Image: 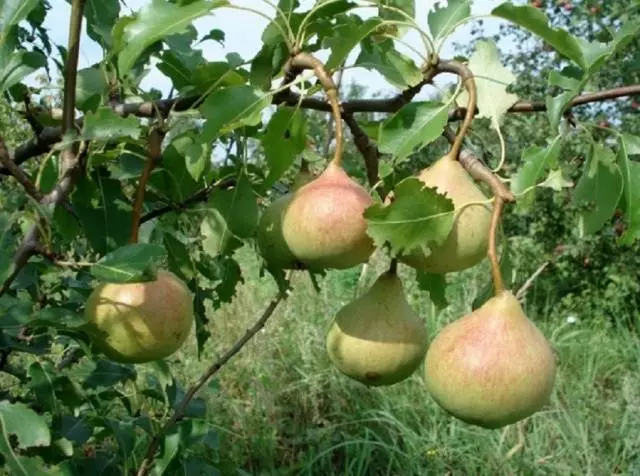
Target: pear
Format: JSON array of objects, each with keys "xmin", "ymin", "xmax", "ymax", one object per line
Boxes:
[
  {"xmin": 326, "ymin": 270, "xmax": 428, "ymax": 386},
  {"xmin": 400, "ymin": 153, "xmax": 492, "ymax": 274},
  {"xmin": 256, "ymin": 162, "xmax": 316, "ymax": 270},
  {"xmin": 84, "ymin": 270, "xmax": 194, "ymax": 364},
  {"xmin": 424, "ymin": 290, "xmax": 556, "ymax": 429},
  {"xmin": 282, "ymin": 161, "xmax": 375, "ymax": 270}
]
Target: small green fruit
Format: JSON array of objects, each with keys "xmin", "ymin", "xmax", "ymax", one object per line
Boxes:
[
  {"xmin": 424, "ymin": 290, "xmax": 557, "ymax": 428},
  {"xmin": 326, "ymin": 271, "xmax": 428, "ymax": 386},
  {"xmin": 84, "ymin": 270, "xmax": 194, "ymax": 364}
]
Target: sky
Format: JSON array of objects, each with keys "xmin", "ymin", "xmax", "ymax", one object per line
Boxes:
[{"xmin": 38, "ymin": 0, "xmax": 509, "ymax": 100}]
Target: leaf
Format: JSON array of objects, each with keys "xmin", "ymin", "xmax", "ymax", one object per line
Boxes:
[
  {"xmin": 0, "ymin": 50, "xmax": 47, "ymax": 92},
  {"xmin": 116, "ymin": 0, "xmax": 227, "ymax": 75},
  {"xmin": 325, "ymin": 17, "xmax": 382, "ymax": 70},
  {"xmin": 81, "ymin": 107, "xmax": 141, "ymax": 141},
  {"xmin": 80, "ymin": 359, "xmax": 137, "ymax": 389},
  {"xmin": 0, "ymin": 401, "xmax": 51, "ymax": 449},
  {"xmin": 510, "ymin": 135, "xmax": 562, "ymax": 207},
  {"xmin": 428, "ymin": 0, "xmax": 470, "ymax": 41},
  {"xmin": 164, "ymin": 233, "xmax": 196, "ymax": 281},
  {"xmin": 184, "ymin": 139, "xmax": 211, "ymax": 182},
  {"xmin": 189, "ymin": 280, "xmax": 210, "ymax": 356},
  {"xmin": 0, "ymin": 212, "xmax": 19, "ymax": 283},
  {"xmin": 492, "ymin": 3, "xmax": 585, "ymax": 68},
  {"xmin": 71, "ymin": 170, "xmax": 132, "ymax": 255},
  {"xmin": 153, "ymin": 429, "xmax": 181, "ymax": 476},
  {"xmin": 75, "ymin": 67, "xmax": 108, "ymax": 110},
  {"xmin": 84, "ymin": 0, "xmax": 120, "ymax": 47},
  {"xmin": 364, "ymin": 177, "xmax": 454, "ymax": 256},
  {"xmin": 378, "ymin": 101, "xmax": 449, "ymax": 162},
  {"xmin": 617, "ymin": 138, "xmax": 640, "ymax": 245},
  {"xmin": 28, "ymin": 361, "xmax": 57, "ymax": 412},
  {"xmin": 622, "ymin": 134, "xmax": 640, "ymax": 156},
  {"xmin": 540, "ymin": 169, "xmax": 573, "ymax": 192},
  {"xmin": 199, "ymin": 85, "xmax": 270, "ymax": 143},
  {"xmin": 0, "ymin": 417, "xmax": 49, "ymax": 476},
  {"xmin": 0, "ymin": 0, "xmax": 40, "ymax": 35},
  {"xmin": 573, "ymin": 144, "xmax": 623, "ymax": 236},
  {"xmin": 416, "ymin": 272, "xmax": 448, "ymax": 310},
  {"xmin": 262, "ymin": 107, "xmax": 308, "ymax": 186},
  {"xmin": 463, "ymin": 40, "xmax": 518, "ymax": 129},
  {"xmin": 356, "ymin": 38, "xmax": 423, "ymax": 90},
  {"xmin": 91, "ymin": 243, "xmax": 167, "ymax": 283},
  {"xmin": 149, "ymin": 133, "xmax": 202, "ymax": 203},
  {"xmin": 58, "ymin": 416, "xmax": 92, "ymax": 445}
]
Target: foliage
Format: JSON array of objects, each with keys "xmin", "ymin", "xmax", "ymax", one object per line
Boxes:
[{"xmin": 0, "ymin": 0, "xmax": 639, "ymax": 474}]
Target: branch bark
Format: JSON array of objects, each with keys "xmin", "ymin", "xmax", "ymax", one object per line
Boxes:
[{"xmin": 136, "ymin": 289, "xmax": 290, "ymax": 476}]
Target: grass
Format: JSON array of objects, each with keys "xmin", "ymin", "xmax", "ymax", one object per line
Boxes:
[{"xmin": 170, "ymin": 245, "xmax": 640, "ymax": 476}]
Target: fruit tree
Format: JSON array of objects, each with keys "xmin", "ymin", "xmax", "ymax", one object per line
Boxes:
[{"xmin": 0, "ymin": 0, "xmax": 639, "ymax": 474}]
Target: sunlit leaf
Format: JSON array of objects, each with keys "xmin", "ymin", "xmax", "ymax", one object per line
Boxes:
[{"xmin": 428, "ymin": 0, "xmax": 470, "ymax": 41}]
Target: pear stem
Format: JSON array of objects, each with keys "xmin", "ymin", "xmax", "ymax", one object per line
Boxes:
[
  {"xmin": 130, "ymin": 127, "xmax": 165, "ymax": 244},
  {"xmin": 437, "ymin": 60, "xmax": 477, "ymax": 160},
  {"xmin": 288, "ymin": 53, "xmax": 344, "ymax": 167},
  {"xmin": 488, "ymin": 196, "xmax": 506, "ymax": 294}
]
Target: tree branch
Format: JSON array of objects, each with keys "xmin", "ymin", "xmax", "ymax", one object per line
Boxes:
[
  {"xmin": 136, "ymin": 288, "xmax": 290, "ymax": 476},
  {"xmin": 0, "ymin": 137, "xmax": 42, "ymax": 200}
]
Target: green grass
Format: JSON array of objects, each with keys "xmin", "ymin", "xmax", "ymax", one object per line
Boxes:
[{"xmin": 171, "ymin": 246, "xmax": 640, "ymax": 476}]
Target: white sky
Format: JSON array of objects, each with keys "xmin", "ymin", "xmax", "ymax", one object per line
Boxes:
[{"xmin": 39, "ymin": 0, "xmax": 508, "ymax": 99}]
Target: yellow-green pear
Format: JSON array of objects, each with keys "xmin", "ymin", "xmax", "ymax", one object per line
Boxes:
[
  {"xmin": 400, "ymin": 153, "xmax": 492, "ymax": 273},
  {"xmin": 424, "ymin": 290, "xmax": 557, "ymax": 429},
  {"xmin": 282, "ymin": 162, "xmax": 375, "ymax": 270},
  {"xmin": 326, "ymin": 270, "xmax": 428, "ymax": 386},
  {"xmin": 84, "ymin": 270, "xmax": 194, "ymax": 364}
]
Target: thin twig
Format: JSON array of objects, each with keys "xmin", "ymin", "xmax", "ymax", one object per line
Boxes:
[
  {"xmin": 136, "ymin": 288, "xmax": 290, "ymax": 476},
  {"xmin": 516, "ymin": 262, "xmax": 550, "ymax": 301},
  {"xmin": 0, "ymin": 137, "xmax": 42, "ymax": 200}
]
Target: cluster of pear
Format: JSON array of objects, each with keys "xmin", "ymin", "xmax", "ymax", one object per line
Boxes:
[{"xmin": 258, "ymin": 154, "xmax": 556, "ymax": 429}]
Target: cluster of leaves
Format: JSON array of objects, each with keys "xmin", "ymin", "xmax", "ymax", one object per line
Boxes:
[{"xmin": 0, "ymin": 0, "xmax": 639, "ymax": 473}]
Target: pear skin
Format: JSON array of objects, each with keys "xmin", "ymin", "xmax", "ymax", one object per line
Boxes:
[
  {"xmin": 400, "ymin": 154, "xmax": 492, "ymax": 273},
  {"xmin": 282, "ymin": 162, "xmax": 375, "ymax": 270},
  {"xmin": 326, "ymin": 271, "xmax": 428, "ymax": 386},
  {"xmin": 424, "ymin": 290, "xmax": 557, "ymax": 428}
]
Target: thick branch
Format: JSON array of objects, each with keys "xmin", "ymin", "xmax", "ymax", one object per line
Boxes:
[
  {"xmin": 0, "ymin": 137, "xmax": 42, "ymax": 200},
  {"xmin": 343, "ymin": 113, "xmax": 380, "ymax": 190},
  {"xmin": 136, "ymin": 289, "xmax": 289, "ymax": 476}
]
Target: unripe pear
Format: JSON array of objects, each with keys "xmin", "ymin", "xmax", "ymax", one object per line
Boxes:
[
  {"xmin": 400, "ymin": 153, "xmax": 492, "ymax": 274},
  {"xmin": 326, "ymin": 271, "xmax": 428, "ymax": 386},
  {"xmin": 282, "ymin": 162, "xmax": 375, "ymax": 270},
  {"xmin": 424, "ymin": 290, "xmax": 557, "ymax": 428},
  {"xmin": 84, "ymin": 270, "xmax": 194, "ymax": 364}
]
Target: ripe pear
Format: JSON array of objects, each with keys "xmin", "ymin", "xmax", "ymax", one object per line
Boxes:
[
  {"xmin": 400, "ymin": 153, "xmax": 492, "ymax": 274},
  {"xmin": 282, "ymin": 162, "xmax": 375, "ymax": 270},
  {"xmin": 256, "ymin": 163, "xmax": 315, "ymax": 270},
  {"xmin": 424, "ymin": 290, "xmax": 556, "ymax": 429},
  {"xmin": 326, "ymin": 271, "xmax": 428, "ymax": 386},
  {"xmin": 84, "ymin": 270, "xmax": 194, "ymax": 364}
]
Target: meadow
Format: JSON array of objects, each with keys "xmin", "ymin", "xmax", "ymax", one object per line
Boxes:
[{"xmin": 171, "ymin": 245, "xmax": 640, "ymax": 476}]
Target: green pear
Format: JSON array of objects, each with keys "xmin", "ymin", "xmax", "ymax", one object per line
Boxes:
[
  {"xmin": 282, "ymin": 161, "xmax": 375, "ymax": 270},
  {"xmin": 400, "ymin": 153, "xmax": 492, "ymax": 273},
  {"xmin": 424, "ymin": 290, "xmax": 557, "ymax": 429},
  {"xmin": 84, "ymin": 270, "xmax": 194, "ymax": 364},
  {"xmin": 326, "ymin": 271, "xmax": 428, "ymax": 386}
]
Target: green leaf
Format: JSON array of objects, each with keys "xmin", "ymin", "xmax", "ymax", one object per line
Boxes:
[
  {"xmin": 545, "ymin": 90, "xmax": 578, "ymax": 131},
  {"xmin": 0, "ymin": 0, "xmax": 39, "ymax": 35},
  {"xmin": 415, "ymin": 272, "xmax": 448, "ymax": 310},
  {"xmin": 75, "ymin": 67, "xmax": 108, "ymax": 111},
  {"xmin": 153, "ymin": 429, "xmax": 181, "ymax": 476},
  {"xmin": 184, "ymin": 139, "xmax": 212, "ymax": 182},
  {"xmin": 0, "ymin": 401, "xmax": 51, "ymax": 449},
  {"xmin": 116, "ymin": 0, "xmax": 227, "ymax": 75},
  {"xmin": 28, "ymin": 361, "xmax": 57, "ymax": 412},
  {"xmin": 149, "ymin": 133, "xmax": 202, "ymax": 203},
  {"xmin": 492, "ymin": 3, "xmax": 584, "ymax": 68},
  {"xmin": 573, "ymin": 144, "xmax": 623, "ymax": 236},
  {"xmin": 71, "ymin": 170, "xmax": 132, "ymax": 254},
  {"xmin": 84, "ymin": 0, "xmax": 120, "ymax": 47},
  {"xmin": 0, "ymin": 417, "xmax": 49, "ymax": 476},
  {"xmin": 0, "ymin": 50, "xmax": 47, "ymax": 92},
  {"xmin": 200, "ymin": 85, "xmax": 270, "ymax": 143},
  {"xmin": 325, "ymin": 17, "xmax": 382, "ymax": 71},
  {"xmin": 91, "ymin": 243, "xmax": 167, "ymax": 283},
  {"xmin": 378, "ymin": 101, "xmax": 449, "ymax": 162},
  {"xmin": 0, "ymin": 212, "xmax": 19, "ymax": 283},
  {"xmin": 617, "ymin": 138, "xmax": 640, "ymax": 245},
  {"xmin": 461, "ymin": 39, "xmax": 518, "ymax": 129},
  {"xmin": 428, "ymin": 0, "xmax": 470, "ymax": 41},
  {"xmin": 511, "ymin": 135, "xmax": 562, "ymax": 207},
  {"xmin": 622, "ymin": 134, "xmax": 640, "ymax": 156},
  {"xmin": 262, "ymin": 107, "xmax": 308, "ymax": 186},
  {"xmin": 58, "ymin": 416, "xmax": 92, "ymax": 445},
  {"xmin": 189, "ymin": 280, "xmax": 210, "ymax": 356},
  {"xmin": 164, "ymin": 233, "xmax": 196, "ymax": 281},
  {"xmin": 80, "ymin": 359, "xmax": 137, "ymax": 389},
  {"xmin": 81, "ymin": 107, "xmax": 141, "ymax": 141},
  {"xmin": 356, "ymin": 38, "xmax": 423, "ymax": 90},
  {"xmin": 364, "ymin": 177, "xmax": 454, "ymax": 256}
]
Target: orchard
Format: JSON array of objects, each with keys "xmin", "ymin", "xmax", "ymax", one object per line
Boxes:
[{"xmin": 0, "ymin": 0, "xmax": 639, "ymax": 474}]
